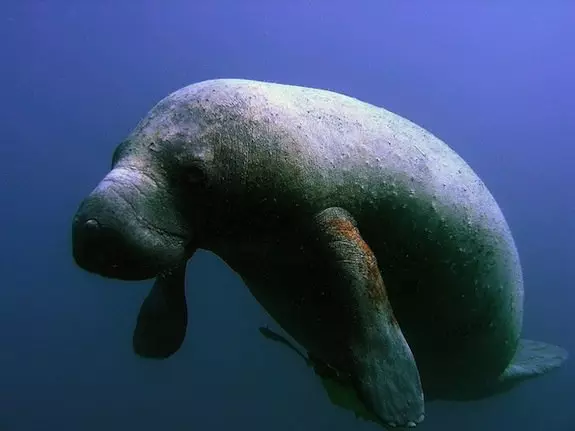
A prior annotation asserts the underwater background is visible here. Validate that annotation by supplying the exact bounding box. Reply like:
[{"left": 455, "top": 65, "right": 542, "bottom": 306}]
[{"left": 1, "top": 1, "right": 573, "bottom": 430}]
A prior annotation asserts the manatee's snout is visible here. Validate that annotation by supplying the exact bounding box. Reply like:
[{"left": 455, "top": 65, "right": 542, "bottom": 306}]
[
  {"left": 73, "top": 200, "right": 152, "bottom": 280},
  {"left": 72, "top": 168, "right": 189, "bottom": 281},
  {"left": 72, "top": 193, "right": 165, "bottom": 280}
]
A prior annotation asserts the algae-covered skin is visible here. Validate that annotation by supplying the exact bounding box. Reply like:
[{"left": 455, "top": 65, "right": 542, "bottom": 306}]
[{"left": 72, "top": 79, "right": 567, "bottom": 428}]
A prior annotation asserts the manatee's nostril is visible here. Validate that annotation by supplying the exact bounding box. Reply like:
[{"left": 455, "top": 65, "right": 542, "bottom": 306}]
[
  {"left": 84, "top": 218, "right": 101, "bottom": 231},
  {"left": 75, "top": 217, "right": 122, "bottom": 269}
]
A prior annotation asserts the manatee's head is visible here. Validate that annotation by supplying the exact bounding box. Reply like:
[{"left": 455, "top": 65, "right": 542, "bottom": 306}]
[{"left": 72, "top": 91, "right": 224, "bottom": 280}]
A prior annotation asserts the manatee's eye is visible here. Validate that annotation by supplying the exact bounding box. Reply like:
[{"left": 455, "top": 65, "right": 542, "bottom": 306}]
[
  {"left": 111, "top": 140, "right": 129, "bottom": 168},
  {"left": 183, "top": 164, "right": 207, "bottom": 186}
]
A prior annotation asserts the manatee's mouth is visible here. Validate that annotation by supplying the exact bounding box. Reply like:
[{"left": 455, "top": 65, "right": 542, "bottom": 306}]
[{"left": 72, "top": 213, "right": 192, "bottom": 281}]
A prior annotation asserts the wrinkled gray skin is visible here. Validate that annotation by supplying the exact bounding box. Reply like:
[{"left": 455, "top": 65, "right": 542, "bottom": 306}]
[{"left": 72, "top": 79, "right": 566, "bottom": 428}]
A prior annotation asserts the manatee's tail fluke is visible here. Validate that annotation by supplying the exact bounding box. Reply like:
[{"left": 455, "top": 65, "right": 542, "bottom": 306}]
[
  {"left": 428, "top": 339, "right": 568, "bottom": 402},
  {"left": 499, "top": 338, "right": 568, "bottom": 383}
]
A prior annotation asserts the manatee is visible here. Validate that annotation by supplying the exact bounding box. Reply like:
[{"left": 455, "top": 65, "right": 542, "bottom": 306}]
[{"left": 71, "top": 78, "right": 567, "bottom": 428}]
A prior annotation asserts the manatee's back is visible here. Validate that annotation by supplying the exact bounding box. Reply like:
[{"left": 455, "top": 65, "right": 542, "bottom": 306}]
[{"left": 162, "top": 79, "right": 525, "bottom": 384}]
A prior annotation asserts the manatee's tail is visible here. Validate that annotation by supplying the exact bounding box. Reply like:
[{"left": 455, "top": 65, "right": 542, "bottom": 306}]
[
  {"left": 430, "top": 339, "right": 568, "bottom": 402},
  {"left": 499, "top": 338, "right": 568, "bottom": 383}
]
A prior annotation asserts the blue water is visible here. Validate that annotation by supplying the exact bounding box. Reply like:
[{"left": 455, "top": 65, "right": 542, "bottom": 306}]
[{"left": 1, "top": 1, "right": 573, "bottom": 430}]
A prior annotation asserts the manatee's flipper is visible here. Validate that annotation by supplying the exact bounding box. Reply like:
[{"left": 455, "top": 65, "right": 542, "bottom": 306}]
[
  {"left": 133, "top": 263, "right": 188, "bottom": 359},
  {"left": 312, "top": 207, "right": 425, "bottom": 428},
  {"left": 258, "top": 326, "right": 311, "bottom": 365},
  {"left": 499, "top": 339, "right": 568, "bottom": 383}
]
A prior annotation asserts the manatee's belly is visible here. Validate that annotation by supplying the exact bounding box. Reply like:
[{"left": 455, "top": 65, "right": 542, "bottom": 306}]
[
  {"left": 213, "top": 238, "right": 359, "bottom": 371},
  {"left": 213, "top": 196, "right": 523, "bottom": 389},
  {"left": 242, "top": 258, "right": 356, "bottom": 371}
]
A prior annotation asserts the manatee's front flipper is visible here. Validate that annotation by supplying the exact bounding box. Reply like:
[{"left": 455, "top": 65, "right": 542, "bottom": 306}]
[
  {"left": 499, "top": 339, "right": 568, "bottom": 384},
  {"left": 133, "top": 263, "right": 188, "bottom": 359},
  {"left": 313, "top": 207, "right": 424, "bottom": 428}
]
